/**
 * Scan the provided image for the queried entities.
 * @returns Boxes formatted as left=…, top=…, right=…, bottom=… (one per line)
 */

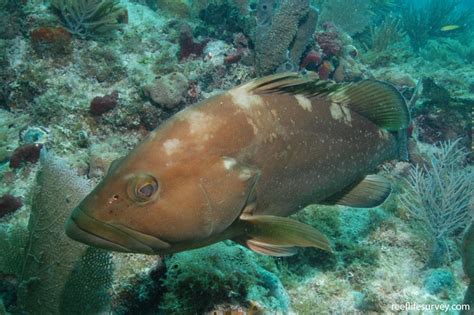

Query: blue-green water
left=0, top=0, right=473, bottom=314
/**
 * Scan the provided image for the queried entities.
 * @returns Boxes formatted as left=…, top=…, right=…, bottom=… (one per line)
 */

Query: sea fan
left=50, top=0, right=124, bottom=39
left=399, top=139, right=474, bottom=268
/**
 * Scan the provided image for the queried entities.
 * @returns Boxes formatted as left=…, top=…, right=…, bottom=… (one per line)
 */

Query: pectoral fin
left=236, top=214, right=332, bottom=256
left=323, top=174, right=391, bottom=208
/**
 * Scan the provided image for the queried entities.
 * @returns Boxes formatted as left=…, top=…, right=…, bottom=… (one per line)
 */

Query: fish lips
left=65, top=207, right=170, bottom=254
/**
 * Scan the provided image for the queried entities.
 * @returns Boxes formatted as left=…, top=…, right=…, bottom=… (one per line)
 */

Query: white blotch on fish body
left=239, top=168, right=252, bottom=180
left=163, top=138, right=181, bottom=156
left=295, top=94, right=312, bottom=112
left=329, top=102, right=352, bottom=125
left=185, top=110, right=215, bottom=135
left=246, top=117, right=259, bottom=135
left=223, top=157, right=237, bottom=170
left=377, top=129, right=390, bottom=140
left=229, top=87, right=264, bottom=109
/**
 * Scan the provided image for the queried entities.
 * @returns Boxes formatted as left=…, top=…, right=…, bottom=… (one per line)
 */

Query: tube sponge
left=16, top=152, right=113, bottom=314
left=255, top=0, right=317, bottom=75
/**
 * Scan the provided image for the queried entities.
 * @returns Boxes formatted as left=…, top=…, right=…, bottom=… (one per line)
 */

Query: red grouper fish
left=65, top=73, right=409, bottom=256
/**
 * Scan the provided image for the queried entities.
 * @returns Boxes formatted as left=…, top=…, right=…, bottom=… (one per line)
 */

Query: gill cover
left=196, top=156, right=260, bottom=237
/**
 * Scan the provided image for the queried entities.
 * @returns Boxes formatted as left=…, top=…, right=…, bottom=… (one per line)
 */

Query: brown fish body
left=66, top=73, right=408, bottom=256
left=152, top=90, right=396, bottom=217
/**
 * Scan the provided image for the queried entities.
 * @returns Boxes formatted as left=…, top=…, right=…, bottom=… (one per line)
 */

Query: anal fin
left=323, top=174, right=391, bottom=208
left=236, top=214, right=332, bottom=257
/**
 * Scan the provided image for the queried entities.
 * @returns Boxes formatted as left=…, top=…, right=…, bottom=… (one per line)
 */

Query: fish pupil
left=138, top=183, right=155, bottom=198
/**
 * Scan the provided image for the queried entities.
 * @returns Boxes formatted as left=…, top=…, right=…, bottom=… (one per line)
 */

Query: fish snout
left=65, top=206, right=170, bottom=254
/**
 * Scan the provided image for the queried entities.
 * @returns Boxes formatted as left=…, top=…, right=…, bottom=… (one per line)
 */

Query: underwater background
left=0, top=0, right=473, bottom=314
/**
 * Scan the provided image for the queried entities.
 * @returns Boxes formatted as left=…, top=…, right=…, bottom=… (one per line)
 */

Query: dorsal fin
left=328, top=80, right=410, bottom=131
left=242, top=73, right=409, bottom=131
left=322, top=174, right=391, bottom=208
left=243, top=72, right=339, bottom=97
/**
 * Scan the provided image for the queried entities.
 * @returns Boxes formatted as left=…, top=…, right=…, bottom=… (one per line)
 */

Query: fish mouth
left=65, top=207, right=170, bottom=254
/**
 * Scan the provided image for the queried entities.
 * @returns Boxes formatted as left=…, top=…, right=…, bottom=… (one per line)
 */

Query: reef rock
left=143, top=72, right=189, bottom=110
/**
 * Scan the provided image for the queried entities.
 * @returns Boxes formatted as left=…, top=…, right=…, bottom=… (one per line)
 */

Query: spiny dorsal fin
left=328, top=80, right=410, bottom=131
left=323, top=174, right=391, bottom=208
left=237, top=214, right=332, bottom=256
left=243, top=73, right=409, bottom=131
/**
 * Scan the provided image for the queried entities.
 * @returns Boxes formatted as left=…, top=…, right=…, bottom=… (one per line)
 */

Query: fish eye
left=137, top=183, right=155, bottom=198
left=128, top=174, right=159, bottom=203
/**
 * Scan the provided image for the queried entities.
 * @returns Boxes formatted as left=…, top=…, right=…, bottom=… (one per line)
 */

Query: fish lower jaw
left=65, top=207, right=170, bottom=255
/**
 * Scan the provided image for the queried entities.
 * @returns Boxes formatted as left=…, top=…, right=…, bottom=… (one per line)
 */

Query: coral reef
left=143, top=72, right=189, bottom=109
left=423, top=268, right=455, bottom=295
left=401, top=0, right=474, bottom=51
left=156, top=0, right=190, bottom=18
left=14, top=153, right=113, bottom=314
left=0, top=0, right=472, bottom=313
left=0, top=222, right=28, bottom=300
left=195, top=0, right=255, bottom=40
left=316, top=22, right=344, bottom=57
left=30, top=26, right=72, bottom=59
left=0, top=194, right=22, bottom=219
left=161, top=242, right=289, bottom=314
left=79, top=45, right=126, bottom=83
left=50, top=0, right=126, bottom=39
left=369, top=16, right=405, bottom=52
left=0, top=0, right=22, bottom=40
left=9, top=143, right=43, bottom=169
left=111, top=262, right=165, bottom=315
left=178, top=24, right=209, bottom=60
left=90, top=90, right=119, bottom=116
left=255, top=0, right=317, bottom=74
left=312, top=23, right=367, bottom=81
left=399, top=140, right=473, bottom=268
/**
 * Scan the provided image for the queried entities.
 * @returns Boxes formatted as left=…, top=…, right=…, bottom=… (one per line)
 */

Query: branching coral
left=399, top=140, right=474, bottom=268
left=50, top=0, right=125, bottom=39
